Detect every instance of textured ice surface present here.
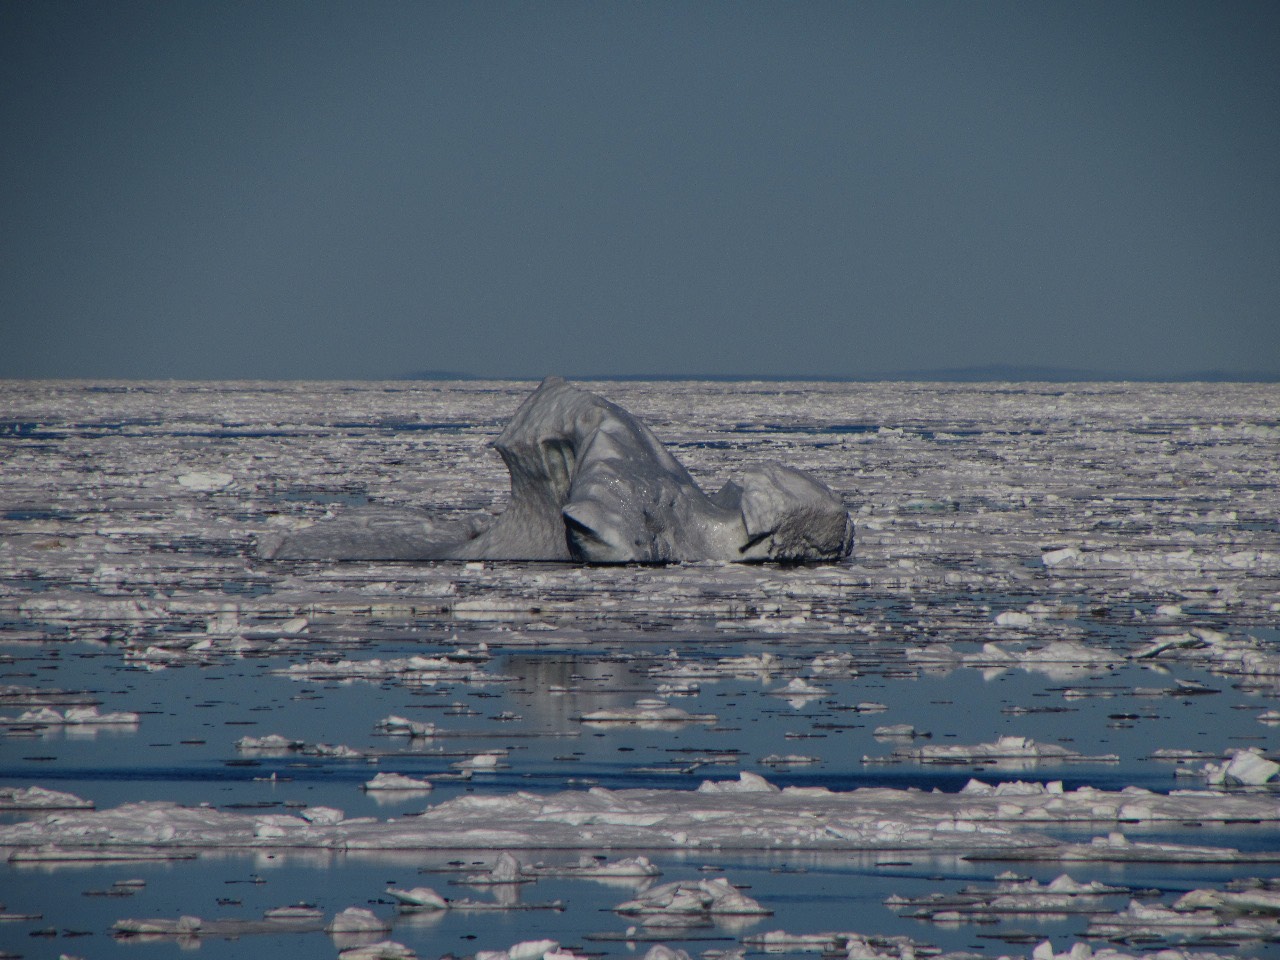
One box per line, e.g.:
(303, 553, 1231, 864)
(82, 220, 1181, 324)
(1, 379, 1278, 960)
(268, 378, 855, 563)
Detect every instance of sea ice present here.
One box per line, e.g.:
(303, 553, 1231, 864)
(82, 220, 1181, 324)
(385, 886, 449, 909)
(0, 705, 139, 726)
(578, 699, 717, 724)
(363, 772, 433, 792)
(1201, 748, 1280, 786)
(864, 735, 1118, 765)
(176, 471, 233, 491)
(614, 876, 770, 920)
(9, 775, 1277, 859)
(0, 785, 93, 810)
(326, 906, 391, 933)
(268, 377, 854, 563)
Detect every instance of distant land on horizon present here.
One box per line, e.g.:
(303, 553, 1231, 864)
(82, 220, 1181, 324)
(401, 365, 1280, 384)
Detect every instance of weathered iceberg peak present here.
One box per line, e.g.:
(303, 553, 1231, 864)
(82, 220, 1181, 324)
(269, 376, 854, 564)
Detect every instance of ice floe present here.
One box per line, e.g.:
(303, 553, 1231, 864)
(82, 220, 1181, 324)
(577, 699, 717, 725)
(4, 379, 1280, 960)
(1201, 748, 1280, 786)
(4, 775, 1278, 857)
(363, 772, 433, 792)
(614, 876, 770, 922)
(0, 705, 139, 726)
(0, 785, 93, 810)
(863, 735, 1119, 765)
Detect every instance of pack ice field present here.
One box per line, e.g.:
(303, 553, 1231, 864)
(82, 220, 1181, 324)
(1, 378, 1278, 960)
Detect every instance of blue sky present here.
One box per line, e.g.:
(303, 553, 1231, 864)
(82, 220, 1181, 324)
(2, 1, 1277, 379)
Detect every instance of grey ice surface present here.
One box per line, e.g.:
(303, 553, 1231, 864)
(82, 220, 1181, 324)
(1, 378, 1279, 960)
(267, 377, 855, 563)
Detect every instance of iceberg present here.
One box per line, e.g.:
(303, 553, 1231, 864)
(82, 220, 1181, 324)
(268, 377, 854, 563)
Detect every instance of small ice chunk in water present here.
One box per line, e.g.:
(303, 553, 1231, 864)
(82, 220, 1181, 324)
(1202, 748, 1280, 786)
(615, 876, 770, 917)
(3, 705, 139, 725)
(476, 939, 562, 960)
(363, 772, 432, 792)
(385, 886, 448, 909)
(453, 751, 506, 770)
(326, 906, 391, 933)
(377, 715, 438, 737)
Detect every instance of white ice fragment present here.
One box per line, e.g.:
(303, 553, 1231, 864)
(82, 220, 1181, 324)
(771, 677, 827, 696)
(870, 735, 1116, 765)
(385, 886, 448, 909)
(529, 855, 661, 879)
(264, 904, 325, 920)
(1203, 748, 1280, 786)
(697, 771, 779, 793)
(615, 877, 770, 917)
(642, 948, 693, 960)
(326, 906, 390, 933)
(177, 471, 233, 490)
(363, 773, 432, 792)
(995, 611, 1036, 627)
(452, 751, 506, 770)
(2, 706, 139, 725)
(0, 785, 93, 810)
(377, 715, 438, 737)
(1174, 886, 1280, 914)
(235, 733, 304, 753)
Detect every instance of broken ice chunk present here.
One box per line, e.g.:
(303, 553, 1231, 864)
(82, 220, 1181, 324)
(385, 886, 448, 910)
(614, 877, 770, 919)
(1202, 748, 1280, 786)
(452, 751, 507, 770)
(376, 715, 438, 737)
(0, 785, 93, 810)
(1, 706, 139, 726)
(865, 735, 1117, 765)
(363, 773, 432, 792)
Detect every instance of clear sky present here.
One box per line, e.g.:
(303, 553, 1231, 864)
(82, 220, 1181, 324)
(2, 1, 1277, 380)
